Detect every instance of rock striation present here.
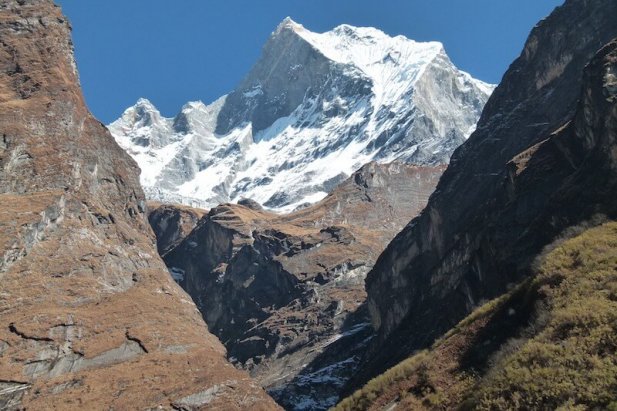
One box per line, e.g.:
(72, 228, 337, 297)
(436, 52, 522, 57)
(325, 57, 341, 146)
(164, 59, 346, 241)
(359, 0, 617, 388)
(0, 1, 279, 409)
(155, 162, 444, 410)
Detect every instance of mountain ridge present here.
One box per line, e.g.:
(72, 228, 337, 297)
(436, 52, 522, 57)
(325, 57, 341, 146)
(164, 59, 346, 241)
(110, 18, 494, 212)
(351, 0, 617, 394)
(149, 161, 445, 410)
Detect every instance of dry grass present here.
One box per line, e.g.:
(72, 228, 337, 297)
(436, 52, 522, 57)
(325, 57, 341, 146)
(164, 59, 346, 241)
(335, 221, 617, 410)
(147, 200, 208, 217)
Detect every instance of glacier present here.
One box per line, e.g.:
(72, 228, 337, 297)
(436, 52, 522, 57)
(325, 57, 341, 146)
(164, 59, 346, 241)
(109, 17, 494, 212)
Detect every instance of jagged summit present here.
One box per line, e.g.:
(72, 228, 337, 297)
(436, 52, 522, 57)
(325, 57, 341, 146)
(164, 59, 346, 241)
(118, 98, 162, 126)
(136, 96, 155, 107)
(274, 16, 304, 34)
(110, 18, 494, 212)
(275, 17, 399, 44)
(272, 18, 445, 84)
(132, 98, 160, 116)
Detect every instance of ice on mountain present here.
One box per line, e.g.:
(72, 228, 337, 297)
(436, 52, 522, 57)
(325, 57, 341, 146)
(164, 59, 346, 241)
(109, 19, 495, 212)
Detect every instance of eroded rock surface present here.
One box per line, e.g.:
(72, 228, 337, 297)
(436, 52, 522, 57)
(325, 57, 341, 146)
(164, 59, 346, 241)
(0, 1, 279, 409)
(148, 201, 206, 257)
(157, 162, 444, 409)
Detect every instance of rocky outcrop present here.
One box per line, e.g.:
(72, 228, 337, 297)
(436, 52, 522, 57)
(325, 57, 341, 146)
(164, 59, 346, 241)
(147, 201, 206, 257)
(360, 0, 617, 387)
(0, 1, 279, 409)
(157, 162, 444, 410)
(337, 219, 617, 410)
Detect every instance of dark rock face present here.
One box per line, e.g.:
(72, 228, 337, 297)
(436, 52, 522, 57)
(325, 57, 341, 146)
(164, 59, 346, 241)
(361, 0, 617, 387)
(155, 162, 444, 410)
(147, 201, 206, 256)
(0, 1, 279, 409)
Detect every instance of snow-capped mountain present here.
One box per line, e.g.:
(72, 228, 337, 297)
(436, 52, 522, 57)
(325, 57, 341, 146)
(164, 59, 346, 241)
(109, 17, 495, 212)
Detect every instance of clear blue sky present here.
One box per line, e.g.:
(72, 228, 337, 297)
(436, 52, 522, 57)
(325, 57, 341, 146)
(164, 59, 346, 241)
(55, 0, 563, 124)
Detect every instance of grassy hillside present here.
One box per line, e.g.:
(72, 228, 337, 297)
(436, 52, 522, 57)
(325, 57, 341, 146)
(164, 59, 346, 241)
(335, 220, 617, 410)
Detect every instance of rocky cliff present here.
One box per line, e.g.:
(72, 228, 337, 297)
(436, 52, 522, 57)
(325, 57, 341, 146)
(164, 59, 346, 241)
(0, 1, 279, 409)
(155, 162, 444, 410)
(360, 0, 617, 387)
(338, 219, 617, 410)
(148, 201, 206, 257)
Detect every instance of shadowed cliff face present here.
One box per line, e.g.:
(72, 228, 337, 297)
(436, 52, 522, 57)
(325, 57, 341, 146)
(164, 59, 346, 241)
(148, 201, 207, 257)
(155, 162, 444, 410)
(362, 0, 617, 386)
(336, 43, 617, 408)
(0, 1, 279, 409)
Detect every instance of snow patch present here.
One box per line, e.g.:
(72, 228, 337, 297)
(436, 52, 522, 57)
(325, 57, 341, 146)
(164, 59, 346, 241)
(169, 267, 185, 283)
(109, 19, 494, 212)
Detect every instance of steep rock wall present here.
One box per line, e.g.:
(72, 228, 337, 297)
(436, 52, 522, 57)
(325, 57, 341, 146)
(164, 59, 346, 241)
(0, 1, 279, 409)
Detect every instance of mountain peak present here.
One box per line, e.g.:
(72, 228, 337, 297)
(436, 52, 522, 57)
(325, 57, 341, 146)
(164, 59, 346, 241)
(180, 100, 207, 113)
(173, 100, 217, 135)
(109, 98, 166, 137)
(331, 23, 387, 40)
(291, 21, 444, 70)
(135, 97, 156, 110)
(274, 16, 304, 34)
(270, 19, 445, 70)
(110, 18, 494, 211)
(130, 98, 161, 124)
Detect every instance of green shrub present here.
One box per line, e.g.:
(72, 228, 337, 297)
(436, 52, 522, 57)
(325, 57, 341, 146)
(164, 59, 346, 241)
(474, 222, 617, 410)
(334, 221, 617, 410)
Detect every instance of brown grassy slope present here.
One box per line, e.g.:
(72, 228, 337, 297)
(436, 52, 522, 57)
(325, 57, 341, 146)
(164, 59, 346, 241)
(0, 1, 280, 409)
(187, 162, 445, 283)
(335, 220, 617, 410)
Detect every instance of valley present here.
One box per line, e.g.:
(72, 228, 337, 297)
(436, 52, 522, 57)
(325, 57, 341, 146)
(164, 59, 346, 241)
(1, 0, 615, 410)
